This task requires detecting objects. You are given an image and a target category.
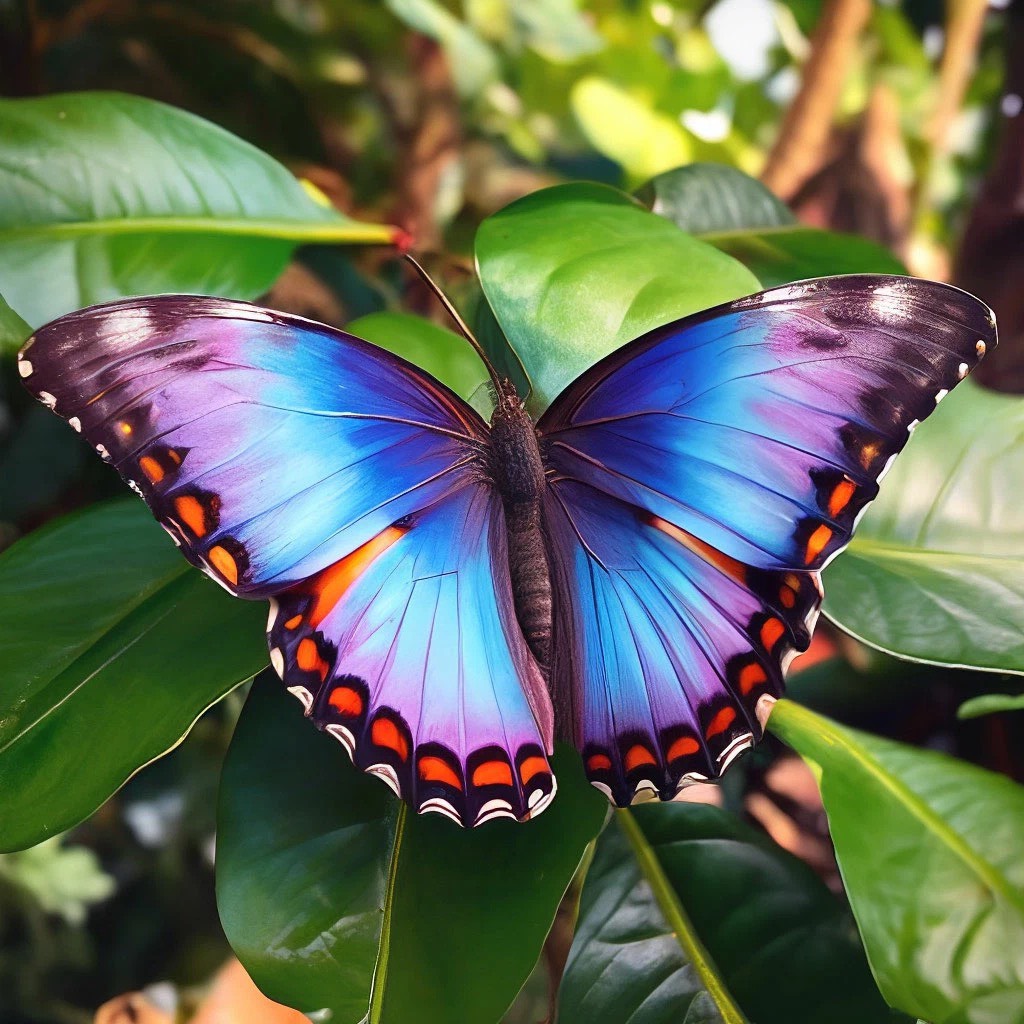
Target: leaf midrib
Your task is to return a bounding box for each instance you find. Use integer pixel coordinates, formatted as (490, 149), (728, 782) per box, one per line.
(0, 216), (397, 245)
(844, 535), (1024, 564)
(367, 803), (408, 1024)
(771, 701), (1024, 918)
(616, 809), (748, 1024)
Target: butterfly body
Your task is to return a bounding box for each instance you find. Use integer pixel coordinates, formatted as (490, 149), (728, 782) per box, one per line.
(19, 275), (996, 825)
(487, 381), (554, 668)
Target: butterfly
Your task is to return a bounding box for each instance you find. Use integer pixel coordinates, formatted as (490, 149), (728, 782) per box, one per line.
(18, 273), (995, 826)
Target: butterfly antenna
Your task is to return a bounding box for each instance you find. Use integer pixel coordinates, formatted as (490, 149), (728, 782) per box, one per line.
(404, 253), (503, 392)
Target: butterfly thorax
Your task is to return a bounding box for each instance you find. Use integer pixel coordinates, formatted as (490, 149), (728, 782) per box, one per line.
(488, 381), (553, 670)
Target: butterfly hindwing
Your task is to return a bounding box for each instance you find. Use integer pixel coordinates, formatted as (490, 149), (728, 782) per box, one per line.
(539, 275), (995, 801)
(268, 481), (555, 825)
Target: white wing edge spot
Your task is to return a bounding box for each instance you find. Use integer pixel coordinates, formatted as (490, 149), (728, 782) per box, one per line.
(420, 797), (463, 826)
(977, 339), (987, 356)
(68, 416), (82, 432)
(755, 694), (777, 731)
(717, 732), (754, 772)
(270, 647), (285, 677)
(957, 362), (969, 380)
(368, 763), (402, 797)
(934, 388), (949, 404)
(475, 798), (516, 825)
(325, 723), (356, 757)
(39, 391), (56, 409)
(17, 358), (32, 378)
(286, 684), (314, 715)
(267, 598), (280, 631)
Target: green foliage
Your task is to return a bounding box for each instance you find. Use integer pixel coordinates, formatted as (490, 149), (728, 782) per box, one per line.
(0, 92), (395, 327)
(561, 803), (901, 1024)
(0, 501), (266, 852)
(824, 382), (1024, 675)
(217, 674), (606, 1023)
(770, 700), (1024, 1023)
(475, 182), (758, 413)
(957, 693), (1024, 719)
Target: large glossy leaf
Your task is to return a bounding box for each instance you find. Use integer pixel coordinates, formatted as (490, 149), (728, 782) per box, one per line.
(475, 182), (759, 414)
(0, 92), (397, 327)
(560, 803), (900, 1024)
(769, 699), (1024, 1024)
(218, 674), (607, 1024)
(824, 382), (1024, 674)
(637, 164), (906, 285)
(0, 501), (266, 852)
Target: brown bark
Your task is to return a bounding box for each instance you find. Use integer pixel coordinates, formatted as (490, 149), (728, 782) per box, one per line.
(760, 0), (872, 200)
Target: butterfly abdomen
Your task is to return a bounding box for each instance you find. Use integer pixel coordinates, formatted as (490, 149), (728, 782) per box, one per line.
(489, 385), (553, 668)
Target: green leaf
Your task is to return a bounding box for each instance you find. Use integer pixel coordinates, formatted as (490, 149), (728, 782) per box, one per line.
(347, 311), (490, 406)
(637, 164), (906, 286)
(0, 837), (115, 925)
(0, 292), (30, 356)
(0, 92), (397, 327)
(570, 77), (692, 184)
(824, 382), (1024, 675)
(560, 803), (899, 1024)
(475, 182), (759, 414)
(769, 699), (1024, 1024)
(636, 162), (796, 235)
(0, 500), (266, 852)
(217, 673), (607, 1024)
(957, 693), (1024, 719)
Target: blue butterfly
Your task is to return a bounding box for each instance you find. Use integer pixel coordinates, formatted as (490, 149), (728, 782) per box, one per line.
(18, 273), (995, 825)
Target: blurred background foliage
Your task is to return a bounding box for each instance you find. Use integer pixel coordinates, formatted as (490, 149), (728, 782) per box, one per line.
(1, 0), (1022, 1020)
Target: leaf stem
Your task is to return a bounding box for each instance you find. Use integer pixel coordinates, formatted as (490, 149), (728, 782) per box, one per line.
(616, 809), (748, 1024)
(367, 803), (407, 1024)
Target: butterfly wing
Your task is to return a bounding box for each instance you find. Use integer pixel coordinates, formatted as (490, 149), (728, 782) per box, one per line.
(21, 296), (555, 823)
(538, 276), (995, 802)
(539, 276), (996, 572)
(269, 481), (556, 825)
(19, 296), (486, 594)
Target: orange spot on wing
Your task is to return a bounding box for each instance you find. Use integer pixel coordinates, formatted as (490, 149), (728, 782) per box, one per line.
(760, 618), (785, 652)
(119, 421), (132, 436)
(519, 756), (548, 786)
(779, 584), (797, 609)
(649, 516), (746, 584)
(828, 479), (857, 517)
(174, 495), (207, 537)
(738, 663), (767, 695)
(472, 760), (514, 787)
(284, 615), (303, 630)
(208, 545), (238, 585)
(296, 638), (319, 672)
(139, 456), (164, 483)
(624, 744), (657, 772)
(805, 524), (833, 564)
(705, 706), (737, 740)
(666, 736), (699, 762)
(168, 448), (182, 465)
(419, 756), (463, 789)
(586, 753), (613, 773)
(860, 441), (881, 468)
(371, 717), (409, 761)
(328, 686), (363, 716)
(308, 526), (408, 628)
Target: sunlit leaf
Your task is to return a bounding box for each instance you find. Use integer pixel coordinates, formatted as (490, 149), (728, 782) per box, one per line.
(770, 700), (1024, 1024)
(0, 92), (397, 327)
